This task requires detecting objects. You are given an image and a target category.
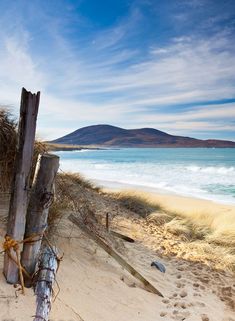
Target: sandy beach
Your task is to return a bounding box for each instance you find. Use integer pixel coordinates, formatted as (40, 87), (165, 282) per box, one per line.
(1, 179), (235, 321)
(99, 179), (235, 213)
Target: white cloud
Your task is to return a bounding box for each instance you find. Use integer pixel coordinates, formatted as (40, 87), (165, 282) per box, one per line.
(0, 3), (234, 140)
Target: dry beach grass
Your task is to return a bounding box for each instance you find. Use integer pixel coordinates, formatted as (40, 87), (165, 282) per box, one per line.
(111, 190), (235, 271)
(47, 173), (235, 272)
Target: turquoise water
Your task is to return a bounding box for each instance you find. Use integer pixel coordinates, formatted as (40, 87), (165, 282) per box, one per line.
(56, 148), (235, 205)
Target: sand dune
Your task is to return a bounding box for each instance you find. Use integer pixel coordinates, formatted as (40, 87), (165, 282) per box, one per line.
(0, 186), (235, 321)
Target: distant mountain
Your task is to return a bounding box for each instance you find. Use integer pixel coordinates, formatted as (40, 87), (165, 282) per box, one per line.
(51, 124), (235, 148)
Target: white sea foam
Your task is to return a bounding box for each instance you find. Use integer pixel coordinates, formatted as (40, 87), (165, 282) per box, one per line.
(187, 165), (235, 174)
(56, 148), (235, 205)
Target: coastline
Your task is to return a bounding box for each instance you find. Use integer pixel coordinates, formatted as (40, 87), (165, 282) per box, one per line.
(94, 179), (235, 208)
(95, 178), (235, 218)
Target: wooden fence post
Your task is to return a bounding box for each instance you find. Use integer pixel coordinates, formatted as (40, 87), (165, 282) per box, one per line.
(106, 213), (109, 231)
(21, 154), (59, 283)
(4, 88), (40, 284)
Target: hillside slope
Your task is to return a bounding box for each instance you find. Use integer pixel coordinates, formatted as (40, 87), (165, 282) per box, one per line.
(51, 124), (235, 147)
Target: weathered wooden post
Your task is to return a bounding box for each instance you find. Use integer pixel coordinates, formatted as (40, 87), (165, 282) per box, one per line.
(106, 213), (109, 231)
(33, 246), (58, 321)
(21, 154), (59, 283)
(4, 88), (40, 284)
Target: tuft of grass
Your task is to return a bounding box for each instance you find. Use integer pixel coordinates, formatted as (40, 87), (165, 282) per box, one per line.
(0, 108), (48, 191)
(170, 210), (235, 247)
(146, 212), (173, 225)
(47, 172), (100, 230)
(186, 241), (235, 271)
(164, 216), (211, 241)
(165, 218), (192, 239)
(112, 190), (163, 217)
(206, 230), (235, 248)
(58, 172), (100, 192)
(0, 108), (17, 191)
(47, 198), (68, 233)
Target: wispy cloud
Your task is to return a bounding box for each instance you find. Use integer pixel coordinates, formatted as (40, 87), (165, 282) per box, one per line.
(0, 0), (234, 140)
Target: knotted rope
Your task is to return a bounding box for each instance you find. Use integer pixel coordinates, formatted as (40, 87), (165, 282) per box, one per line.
(1, 233), (43, 294)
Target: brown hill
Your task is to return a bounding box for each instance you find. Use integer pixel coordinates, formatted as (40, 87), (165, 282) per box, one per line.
(51, 124), (235, 148)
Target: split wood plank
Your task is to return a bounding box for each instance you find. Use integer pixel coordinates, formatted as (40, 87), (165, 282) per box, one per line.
(68, 214), (164, 297)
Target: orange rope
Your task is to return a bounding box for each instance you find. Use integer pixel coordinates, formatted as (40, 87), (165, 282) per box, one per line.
(1, 233), (44, 294)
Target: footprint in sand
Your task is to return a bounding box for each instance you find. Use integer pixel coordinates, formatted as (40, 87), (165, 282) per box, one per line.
(180, 302), (187, 309)
(199, 276), (210, 284)
(173, 301), (187, 309)
(176, 281), (185, 288)
(172, 309), (190, 320)
(120, 276), (136, 288)
(213, 273), (221, 280)
(221, 286), (232, 296)
(160, 311), (167, 317)
(201, 314), (209, 321)
(177, 266), (185, 271)
(193, 282), (200, 288)
(180, 290), (188, 298)
(220, 296), (235, 310)
(196, 301), (206, 307)
(169, 292), (178, 299)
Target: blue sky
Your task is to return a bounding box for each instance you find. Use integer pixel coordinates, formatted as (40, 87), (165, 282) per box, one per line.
(0, 0), (235, 140)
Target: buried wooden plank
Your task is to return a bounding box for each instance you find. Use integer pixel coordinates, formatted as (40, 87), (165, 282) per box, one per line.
(110, 230), (135, 243)
(68, 214), (164, 297)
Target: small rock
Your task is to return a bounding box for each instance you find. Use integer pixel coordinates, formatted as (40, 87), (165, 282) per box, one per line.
(151, 261), (166, 273)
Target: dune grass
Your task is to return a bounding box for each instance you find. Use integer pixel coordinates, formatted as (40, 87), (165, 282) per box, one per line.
(112, 190), (163, 217)
(0, 108), (48, 192)
(48, 172), (100, 231)
(110, 189), (235, 271)
(146, 212), (172, 225)
(0, 108), (17, 191)
(44, 173), (235, 271)
(57, 172), (100, 192)
(114, 190), (235, 245)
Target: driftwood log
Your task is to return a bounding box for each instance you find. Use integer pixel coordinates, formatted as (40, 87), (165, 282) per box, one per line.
(4, 88), (40, 284)
(68, 214), (163, 297)
(33, 246), (58, 321)
(21, 153), (59, 284)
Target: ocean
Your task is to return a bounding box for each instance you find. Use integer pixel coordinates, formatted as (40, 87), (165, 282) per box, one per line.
(55, 148), (235, 205)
